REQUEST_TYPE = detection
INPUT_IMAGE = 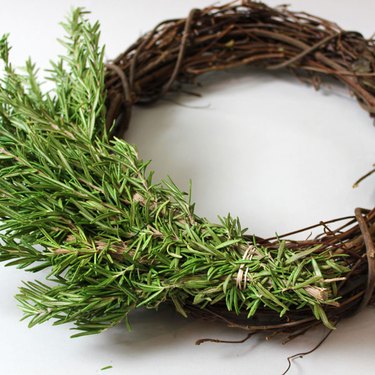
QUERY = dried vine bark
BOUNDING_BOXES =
[104,1,375,338]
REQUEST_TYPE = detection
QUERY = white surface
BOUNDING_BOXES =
[0,1,374,374]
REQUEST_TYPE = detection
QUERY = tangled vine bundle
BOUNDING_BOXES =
[106,1,375,335]
[0,1,374,341]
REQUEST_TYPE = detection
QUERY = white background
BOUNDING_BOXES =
[0,1,374,374]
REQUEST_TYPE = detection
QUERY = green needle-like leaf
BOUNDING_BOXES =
[0,8,351,336]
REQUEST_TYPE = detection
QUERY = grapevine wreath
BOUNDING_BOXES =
[0,1,374,343]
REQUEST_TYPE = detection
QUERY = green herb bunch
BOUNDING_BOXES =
[0,9,350,336]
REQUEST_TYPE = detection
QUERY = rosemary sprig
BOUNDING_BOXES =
[0,9,350,337]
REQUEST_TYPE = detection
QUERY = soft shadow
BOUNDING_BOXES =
[124,67,316,189]
[92,304,375,362]
[93,304,264,357]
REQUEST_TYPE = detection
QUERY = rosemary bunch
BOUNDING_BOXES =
[0,9,351,337]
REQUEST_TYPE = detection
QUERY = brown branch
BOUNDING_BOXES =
[103,0,375,338]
